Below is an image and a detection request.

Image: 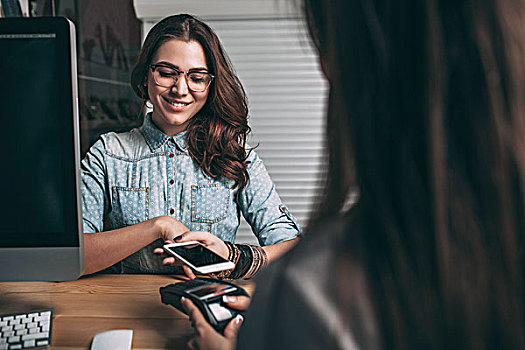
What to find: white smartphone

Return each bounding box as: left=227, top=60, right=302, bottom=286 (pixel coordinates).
left=163, top=241, right=235, bottom=274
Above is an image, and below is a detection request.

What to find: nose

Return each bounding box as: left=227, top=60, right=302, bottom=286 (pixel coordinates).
left=171, top=74, right=189, bottom=96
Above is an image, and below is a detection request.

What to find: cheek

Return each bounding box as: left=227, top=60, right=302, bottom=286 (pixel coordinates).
left=148, top=86, right=166, bottom=107
left=197, top=91, right=210, bottom=105
left=146, top=77, right=155, bottom=98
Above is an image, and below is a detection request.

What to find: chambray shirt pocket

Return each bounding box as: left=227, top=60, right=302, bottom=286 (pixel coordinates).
left=191, top=183, right=229, bottom=224
left=111, top=186, right=149, bottom=226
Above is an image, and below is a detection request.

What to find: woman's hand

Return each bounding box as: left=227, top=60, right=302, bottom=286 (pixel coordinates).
left=83, top=216, right=188, bottom=276
left=155, top=216, right=189, bottom=241
left=181, top=295, right=251, bottom=350
left=153, top=230, right=230, bottom=279
left=175, top=231, right=230, bottom=259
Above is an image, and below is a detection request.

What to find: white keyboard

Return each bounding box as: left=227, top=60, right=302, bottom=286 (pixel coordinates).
left=0, top=309, right=52, bottom=349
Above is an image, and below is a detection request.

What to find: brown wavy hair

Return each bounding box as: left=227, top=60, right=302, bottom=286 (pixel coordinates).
left=130, top=14, right=250, bottom=189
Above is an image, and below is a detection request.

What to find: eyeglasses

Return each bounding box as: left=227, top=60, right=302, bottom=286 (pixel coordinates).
left=149, top=64, right=214, bottom=92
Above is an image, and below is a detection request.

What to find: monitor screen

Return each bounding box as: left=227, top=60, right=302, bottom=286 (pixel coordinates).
left=0, top=17, right=84, bottom=281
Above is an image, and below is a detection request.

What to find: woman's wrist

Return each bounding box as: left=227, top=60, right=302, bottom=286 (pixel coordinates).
left=215, top=239, right=230, bottom=260
left=215, top=243, right=268, bottom=280
left=153, top=216, right=188, bottom=241
left=154, top=216, right=175, bottom=241
left=214, top=242, right=239, bottom=279
left=152, top=216, right=168, bottom=241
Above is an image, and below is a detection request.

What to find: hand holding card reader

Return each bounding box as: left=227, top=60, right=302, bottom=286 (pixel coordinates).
left=160, top=278, right=249, bottom=334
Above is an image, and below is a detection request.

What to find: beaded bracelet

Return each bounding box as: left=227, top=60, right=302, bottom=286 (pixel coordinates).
left=228, top=244, right=253, bottom=279
left=215, top=243, right=269, bottom=280
left=242, top=245, right=268, bottom=279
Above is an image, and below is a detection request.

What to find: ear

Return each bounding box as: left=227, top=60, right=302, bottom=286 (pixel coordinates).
left=142, top=81, right=149, bottom=99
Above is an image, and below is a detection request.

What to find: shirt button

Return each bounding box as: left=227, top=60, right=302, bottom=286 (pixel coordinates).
left=170, top=208, right=175, bottom=215
left=169, top=179, right=174, bottom=185
left=169, top=153, right=174, bottom=158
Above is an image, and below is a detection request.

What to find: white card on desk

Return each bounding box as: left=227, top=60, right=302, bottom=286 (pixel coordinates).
left=91, top=329, right=133, bottom=350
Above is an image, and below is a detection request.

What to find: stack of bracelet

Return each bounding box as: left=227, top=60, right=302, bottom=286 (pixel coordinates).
left=213, top=241, right=268, bottom=280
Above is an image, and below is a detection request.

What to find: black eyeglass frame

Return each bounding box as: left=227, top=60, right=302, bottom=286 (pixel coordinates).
left=149, top=64, right=215, bottom=92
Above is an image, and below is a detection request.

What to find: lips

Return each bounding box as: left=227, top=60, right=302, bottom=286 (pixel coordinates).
left=163, top=96, right=192, bottom=109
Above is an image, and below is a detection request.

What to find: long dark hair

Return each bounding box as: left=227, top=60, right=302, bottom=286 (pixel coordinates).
left=305, top=0, right=525, bottom=348
left=131, top=14, right=250, bottom=189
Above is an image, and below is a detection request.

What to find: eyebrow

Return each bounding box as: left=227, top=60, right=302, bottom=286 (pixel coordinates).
left=153, top=61, right=209, bottom=72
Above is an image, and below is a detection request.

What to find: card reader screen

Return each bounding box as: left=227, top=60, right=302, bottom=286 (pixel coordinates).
left=171, top=244, right=229, bottom=267
left=189, top=283, right=236, bottom=299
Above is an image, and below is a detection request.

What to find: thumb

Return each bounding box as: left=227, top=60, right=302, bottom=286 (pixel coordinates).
left=223, top=314, right=244, bottom=341
left=222, top=295, right=251, bottom=310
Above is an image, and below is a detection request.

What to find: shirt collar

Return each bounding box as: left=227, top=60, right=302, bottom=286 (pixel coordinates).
left=140, top=113, right=187, bottom=152
left=171, top=130, right=187, bottom=151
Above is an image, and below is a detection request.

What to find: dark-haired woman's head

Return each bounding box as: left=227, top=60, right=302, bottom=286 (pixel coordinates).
left=131, top=14, right=250, bottom=188
left=304, top=0, right=525, bottom=348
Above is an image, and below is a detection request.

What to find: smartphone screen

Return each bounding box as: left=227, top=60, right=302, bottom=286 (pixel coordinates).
left=168, top=243, right=229, bottom=267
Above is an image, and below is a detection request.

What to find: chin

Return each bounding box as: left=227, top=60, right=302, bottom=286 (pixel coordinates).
left=165, top=115, right=194, bottom=130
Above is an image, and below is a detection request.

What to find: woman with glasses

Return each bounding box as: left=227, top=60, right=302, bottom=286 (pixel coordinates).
left=80, top=14, right=300, bottom=277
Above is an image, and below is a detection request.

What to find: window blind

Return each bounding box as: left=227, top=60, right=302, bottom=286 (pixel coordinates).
left=206, top=18, right=328, bottom=244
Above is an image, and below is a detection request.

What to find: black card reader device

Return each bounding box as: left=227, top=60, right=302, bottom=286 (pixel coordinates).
left=160, top=278, right=249, bottom=334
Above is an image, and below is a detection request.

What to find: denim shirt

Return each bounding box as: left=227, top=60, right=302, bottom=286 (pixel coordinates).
left=81, top=114, right=301, bottom=273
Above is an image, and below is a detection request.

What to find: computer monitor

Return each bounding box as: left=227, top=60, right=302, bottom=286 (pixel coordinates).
left=0, top=17, right=84, bottom=281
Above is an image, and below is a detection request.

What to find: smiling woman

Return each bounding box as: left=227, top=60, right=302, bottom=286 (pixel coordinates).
left=80, top=14, right=300, bottom=278
left=130, top=14, right=253, bottom=190
left=146, top=39, right=211, bottom=136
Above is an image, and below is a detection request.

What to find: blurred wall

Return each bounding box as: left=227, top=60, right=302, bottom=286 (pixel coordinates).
left=58, top=0, right=143, bottom=156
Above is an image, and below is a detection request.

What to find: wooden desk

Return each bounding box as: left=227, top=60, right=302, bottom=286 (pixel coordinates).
left=0, top=275, right=254, bottom=349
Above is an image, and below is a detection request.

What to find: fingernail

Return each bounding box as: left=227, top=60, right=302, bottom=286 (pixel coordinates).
left=234, top=315, right=244, bottom=325
left=222, top=295, right=236, bottom=303
left=181, top=297, right=186, bottom=302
